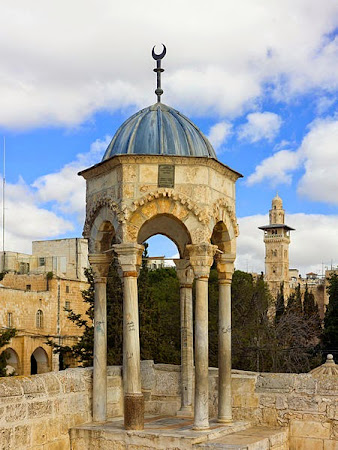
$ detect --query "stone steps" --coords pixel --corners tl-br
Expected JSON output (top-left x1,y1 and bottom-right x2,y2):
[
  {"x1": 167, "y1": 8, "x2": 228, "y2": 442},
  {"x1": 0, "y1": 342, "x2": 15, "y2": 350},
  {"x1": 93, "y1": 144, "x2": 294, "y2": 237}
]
[{"x1": 195, "y1": 426, "x2": 288, "y2": 450}]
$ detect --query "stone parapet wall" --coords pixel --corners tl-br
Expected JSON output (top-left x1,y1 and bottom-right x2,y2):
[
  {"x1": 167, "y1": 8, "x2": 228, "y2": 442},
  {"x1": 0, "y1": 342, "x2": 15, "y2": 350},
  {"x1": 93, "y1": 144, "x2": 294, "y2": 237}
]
[
  {"x1": 0, "y1": 362, "x2": 336, "y2": 449},
  {"x1": 0, "y1": 366, "x2": 122, "y2": 450}
]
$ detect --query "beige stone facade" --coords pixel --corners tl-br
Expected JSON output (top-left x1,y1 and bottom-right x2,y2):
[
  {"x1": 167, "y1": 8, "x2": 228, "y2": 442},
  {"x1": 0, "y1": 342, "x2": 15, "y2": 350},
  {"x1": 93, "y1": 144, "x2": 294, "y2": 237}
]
[{"x1": 0, "y1": 239, "x2": 89, "y2": 376}]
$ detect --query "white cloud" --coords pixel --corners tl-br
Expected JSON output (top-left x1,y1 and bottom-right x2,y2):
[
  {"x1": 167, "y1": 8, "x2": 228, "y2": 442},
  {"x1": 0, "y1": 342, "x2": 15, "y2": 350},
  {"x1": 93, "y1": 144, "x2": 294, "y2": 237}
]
[
  {"x1": 238, "y1": 112, "x2": 282, "y2": 143},
  {"x1": 247, "y1": 117, "x2": 338, "y2": 204},
  {"x1": 246, "y1": 149, "x2": 301, "y2": 186},
  {"x1": 32, "y1": 136, "x2": 111, "y2": 221},
  {"x1": 297, "y1": 118, "x2": 338, "y2": 204},
  {"x1": 0, "y1": 1, "x2": 337, "y2": 128},
  {"x1": 236, "y1": 213, "x2": 338, "y2": 276},
  {"x1": 0, "y1": 178, "x2": 73, "y2": 254},
  {"x1": 207, "y1": 121, "x2": 232, "y2": 151},
  {"x1": 0, "y1": 136, "x2": 110, "y2": 254}
]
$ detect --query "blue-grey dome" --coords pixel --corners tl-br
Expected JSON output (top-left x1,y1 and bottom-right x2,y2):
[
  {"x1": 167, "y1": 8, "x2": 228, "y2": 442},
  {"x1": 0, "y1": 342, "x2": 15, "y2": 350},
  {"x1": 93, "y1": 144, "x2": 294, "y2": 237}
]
[{"x1": 102, "y1": 103, "x2": 217, "y2": 160}]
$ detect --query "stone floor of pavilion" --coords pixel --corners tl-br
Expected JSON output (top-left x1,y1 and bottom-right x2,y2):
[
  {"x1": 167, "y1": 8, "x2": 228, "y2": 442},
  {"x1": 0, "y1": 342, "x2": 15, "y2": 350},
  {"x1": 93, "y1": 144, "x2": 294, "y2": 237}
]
[{"x1": 70, "y1": 415, "x2": 288, "y2": 449}]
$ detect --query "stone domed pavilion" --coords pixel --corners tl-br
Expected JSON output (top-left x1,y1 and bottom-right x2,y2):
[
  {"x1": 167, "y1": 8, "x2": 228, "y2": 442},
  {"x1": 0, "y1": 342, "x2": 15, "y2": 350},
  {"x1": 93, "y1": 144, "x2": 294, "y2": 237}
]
[{"x1": 79, "y1": 46, "x2": 242, "y2": 432}]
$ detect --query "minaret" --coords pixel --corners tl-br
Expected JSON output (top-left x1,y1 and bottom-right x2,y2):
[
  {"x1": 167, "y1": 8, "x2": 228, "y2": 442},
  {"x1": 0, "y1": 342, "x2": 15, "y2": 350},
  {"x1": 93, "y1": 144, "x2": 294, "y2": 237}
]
[{"x1": 259, "y1": 194, "x2": 295, "y2": 299}]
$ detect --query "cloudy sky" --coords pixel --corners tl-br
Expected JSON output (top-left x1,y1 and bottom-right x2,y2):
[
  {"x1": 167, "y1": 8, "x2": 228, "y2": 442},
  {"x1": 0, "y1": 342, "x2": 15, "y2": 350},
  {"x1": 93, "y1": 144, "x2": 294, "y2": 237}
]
[{"x1": 0, "y1": 0, "x2": 337, "y2": 276}]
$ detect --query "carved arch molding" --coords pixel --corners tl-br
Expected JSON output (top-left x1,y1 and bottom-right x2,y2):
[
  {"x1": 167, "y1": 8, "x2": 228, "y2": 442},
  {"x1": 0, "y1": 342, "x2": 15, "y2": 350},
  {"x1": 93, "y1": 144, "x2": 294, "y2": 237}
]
[{"x1": 83, "y1": 189, "x2": 238, "y2": 240}]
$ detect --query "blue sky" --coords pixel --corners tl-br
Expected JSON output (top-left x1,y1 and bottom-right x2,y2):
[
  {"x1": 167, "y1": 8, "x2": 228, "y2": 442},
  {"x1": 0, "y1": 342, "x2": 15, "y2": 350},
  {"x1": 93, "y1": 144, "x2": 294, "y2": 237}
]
[{"x1": 0, "y1": 1, "x2": 337, "y2": 276}]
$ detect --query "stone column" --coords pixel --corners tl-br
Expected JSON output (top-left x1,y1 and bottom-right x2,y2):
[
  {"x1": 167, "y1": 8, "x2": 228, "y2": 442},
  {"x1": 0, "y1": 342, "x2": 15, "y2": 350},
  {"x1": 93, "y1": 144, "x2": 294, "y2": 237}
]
[
  {"x1": 113, "y1": 242, "x2": 144, "y2": 431},
  {"x1": 187, "y1": 243, "x2": 217, "y2": 430},
  {"x1": 88, "y1": 253, "x2": 112, "y2": 423},
  {"x1": 174, "y1": 259, "x2": 194, "y2": 416},
  {"x1": 216, "y1": 253, "x2": 235, "y2": 423}
]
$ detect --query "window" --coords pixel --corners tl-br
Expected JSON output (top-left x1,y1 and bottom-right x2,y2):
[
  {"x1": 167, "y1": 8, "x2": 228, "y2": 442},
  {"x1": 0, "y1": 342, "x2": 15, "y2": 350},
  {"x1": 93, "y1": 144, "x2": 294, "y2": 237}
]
[
  {"x1": 65, "y1": 285, "x2": 70, "y2": 293},
  {"x1": 65, "y1": 301, "x2": 70, "y2": 310},
  {"x1": 36, "y1": 310, "x2": 43, "y2": 328},
  {"x1": 26, "y1": 284, "x2": 31, "y2": 291},
  {"x1": 39, "y1": 257, "x2": 46, "y2": 267},
  {"x1": 7, "y1": 312, "x2": 12, "y2": 327}
]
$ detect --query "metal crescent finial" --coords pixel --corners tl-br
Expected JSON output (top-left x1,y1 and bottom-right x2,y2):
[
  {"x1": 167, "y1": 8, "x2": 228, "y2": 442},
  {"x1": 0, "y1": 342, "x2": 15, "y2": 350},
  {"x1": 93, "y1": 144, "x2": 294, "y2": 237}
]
[
  {"x1": 152, "y1": 44, "x2": 166, "y2": 102},
  {"x1": 152, "y1": 44, "x2": 166, "y2": 61}
]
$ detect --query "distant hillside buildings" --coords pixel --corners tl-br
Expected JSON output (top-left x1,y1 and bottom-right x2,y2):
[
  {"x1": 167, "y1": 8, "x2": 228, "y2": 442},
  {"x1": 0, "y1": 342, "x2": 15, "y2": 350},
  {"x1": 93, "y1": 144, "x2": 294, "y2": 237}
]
[{"x1": 0, "y1": 238, "x2": 89, "y2": 375}]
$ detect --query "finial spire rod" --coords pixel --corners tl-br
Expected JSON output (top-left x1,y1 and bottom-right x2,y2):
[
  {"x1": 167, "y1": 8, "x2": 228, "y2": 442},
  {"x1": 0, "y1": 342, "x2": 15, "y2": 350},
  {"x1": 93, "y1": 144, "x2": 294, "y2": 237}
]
[{"x1": 152, "y1": 44, "x2": 166, "y2": 103}]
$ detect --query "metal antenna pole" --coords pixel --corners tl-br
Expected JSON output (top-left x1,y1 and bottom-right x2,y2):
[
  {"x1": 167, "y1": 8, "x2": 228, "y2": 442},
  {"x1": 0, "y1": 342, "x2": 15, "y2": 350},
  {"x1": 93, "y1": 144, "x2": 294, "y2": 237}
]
[{"x1": 2, "y1": 137, "x2": 5, "y2": 272}]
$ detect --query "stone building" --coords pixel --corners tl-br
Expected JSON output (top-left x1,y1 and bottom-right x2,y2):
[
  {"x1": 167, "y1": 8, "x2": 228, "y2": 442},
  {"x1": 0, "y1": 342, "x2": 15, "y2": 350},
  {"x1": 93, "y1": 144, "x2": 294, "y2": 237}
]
[
  {"x1": 0, "y1": 238, "x2": 89, "y2": 375},
  {"x1": 259, "y1": 194, "x2": 294, "y2": 299}
]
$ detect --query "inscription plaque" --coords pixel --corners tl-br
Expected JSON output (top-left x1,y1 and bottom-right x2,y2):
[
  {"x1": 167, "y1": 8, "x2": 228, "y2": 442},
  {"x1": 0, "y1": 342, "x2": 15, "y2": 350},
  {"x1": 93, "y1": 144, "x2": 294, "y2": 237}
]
[{"x1": 158, "y1": 165, "x2": 175, "y2": 188}]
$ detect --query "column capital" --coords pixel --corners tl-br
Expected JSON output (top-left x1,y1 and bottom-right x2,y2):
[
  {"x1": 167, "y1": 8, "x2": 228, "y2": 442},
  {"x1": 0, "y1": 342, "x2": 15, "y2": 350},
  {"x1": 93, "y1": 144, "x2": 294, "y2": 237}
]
[
  {"x1": 88, "y1": 253, "x2": 113, "y2": 282},
  {"x1": 174, "y1": 259, "x2": 194, "y2": 286},
  {"x1": 113, "y1": 243, "x2": 144, "y2": 274},
  {"x1": 186, "y1": 243, "x2": 218, "y2": 279},
  {"x1": 216, "y1": 252, "x2": 236, "y2": 283}
]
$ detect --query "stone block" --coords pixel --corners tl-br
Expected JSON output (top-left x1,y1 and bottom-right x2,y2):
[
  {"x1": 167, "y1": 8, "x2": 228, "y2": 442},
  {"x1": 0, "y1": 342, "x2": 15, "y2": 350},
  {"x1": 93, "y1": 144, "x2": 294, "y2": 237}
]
[
  {"x1": 260, "y1": 394, "x2": 276, "y2": 407},
  {"x1": 317, "y1": 378, "x2": 338, "y2": 395},
  {"x1": 21, "y1": 376, "x2": 46, "y2": 398},
  {"x1": 262, "y1": 407, "x2": 278, "y2": 426},
  {"x1": 290, "y1": 437, "x2": 324, "y2": 449},
  {"x1": 28, "y1": 400, "x2": 52, "y2": 418},
  {"x1": 290, "y1": 420, "x2": 331, "y2": 439},
  {"x1": 140, "y1": 201, "x2": 158, "y2": 219},
  {"x1": 156, "y1": 198, "x2": 172, "y2": 214},
  {"x1": 5, "y1": 402, "x2": 27, "y2": 422},
  {"x1": 288, "y1": 395, "x2": 319, "y2": 412},
  {"x1": 170, "y1": 202, "x2": 189, "y2": 221},
  {"x1": 275, "y1": 395, "x2": 288, "y2": 410},
  {"x1": 294, "y1": 375, "x2": 317, "y2": 394},
  {"x1": 13, "y1": 424, "x2": 30, "y2": 447},
  {"x1": 43, "y1": 437, "x2": 70, "y2": 450},
  {"x1": 43, "y1": 374, "x2": 62, "y2": 396},
  {"x1": 256, "y1": 374, "x2": 295, "y2": 393},
  {"x1": 139, "y1": 165, "x2": 157, "y2": 184},
  {"x1": 0, "y1": 428, "x2": 12, "y2": 449},
  {"x1": 324, "y1": 440, "x2": 338, "y2": 450},
  {"x1": 0, "y1": 378, "x2": 23, "y2": 398}
]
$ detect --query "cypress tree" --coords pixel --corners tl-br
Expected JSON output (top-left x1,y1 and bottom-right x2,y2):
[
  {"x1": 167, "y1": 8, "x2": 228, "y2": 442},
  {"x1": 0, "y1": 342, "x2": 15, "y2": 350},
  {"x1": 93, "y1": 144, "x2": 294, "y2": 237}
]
[
  {"x1": 323, "y1": 274, "x2": 338, "y2": 359},
  {"x1": 275, "y1": 283, "x2": 285, "y2": 324}
]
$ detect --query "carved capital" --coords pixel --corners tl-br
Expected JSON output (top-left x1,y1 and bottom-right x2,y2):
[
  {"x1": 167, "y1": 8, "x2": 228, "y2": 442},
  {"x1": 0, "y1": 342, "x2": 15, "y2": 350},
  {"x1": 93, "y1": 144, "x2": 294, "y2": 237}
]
[
  {"x1": 174, "y1": 259, "x2": 194, "y2": 286},
  {"x1": 88, "y1": 253, "x2": 113, "y2": 282},
  {"x1": 216, "y1": 252, "x2": 235, "y2": 282},
  {"x1": 186, "y1": 243, "x2": 218, "y2": 279},
  {"x1": 113, "y1": 243, "x2": 144, "y2": 274}
]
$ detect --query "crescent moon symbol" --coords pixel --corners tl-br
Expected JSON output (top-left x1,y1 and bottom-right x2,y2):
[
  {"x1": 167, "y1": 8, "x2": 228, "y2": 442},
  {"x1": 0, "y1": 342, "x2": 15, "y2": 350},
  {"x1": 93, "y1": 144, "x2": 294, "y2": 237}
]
[{"x1": 152, "y1": 44, "x2": 166, "y2": 60}]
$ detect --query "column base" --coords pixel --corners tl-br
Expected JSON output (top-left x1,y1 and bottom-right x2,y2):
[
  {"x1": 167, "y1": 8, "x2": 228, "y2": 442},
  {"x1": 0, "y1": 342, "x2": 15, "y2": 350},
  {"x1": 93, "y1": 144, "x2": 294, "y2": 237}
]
[
  {"x1": 124, "y1": 393, "x2": 144, "y2": 430},
  {"x1": 217, "y1": 416, "x2": 233, "y2": 424},
  {"x1": 192, "y1": 424, "x2": 210, "y2": 431},
  {"x1": 177, "y1": 405, "x2": 193, "y2": 417}
]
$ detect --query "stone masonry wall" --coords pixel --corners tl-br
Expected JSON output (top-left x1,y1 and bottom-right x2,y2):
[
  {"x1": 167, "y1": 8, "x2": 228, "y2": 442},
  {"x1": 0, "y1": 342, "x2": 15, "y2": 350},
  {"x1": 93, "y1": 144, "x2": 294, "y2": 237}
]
[
  {"x1": 0, "y1": 366, "x2": 122, "y2": 450},
  {"x1": 0, "y1": 362, "x2": 337, "y2": 449}
]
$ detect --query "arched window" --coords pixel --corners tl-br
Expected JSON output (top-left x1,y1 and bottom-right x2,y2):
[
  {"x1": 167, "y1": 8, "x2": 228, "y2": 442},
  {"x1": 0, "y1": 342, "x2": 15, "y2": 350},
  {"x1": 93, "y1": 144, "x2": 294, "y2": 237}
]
[{"x1": 36, "y1": 310, "x2": 43, "y2": 328}]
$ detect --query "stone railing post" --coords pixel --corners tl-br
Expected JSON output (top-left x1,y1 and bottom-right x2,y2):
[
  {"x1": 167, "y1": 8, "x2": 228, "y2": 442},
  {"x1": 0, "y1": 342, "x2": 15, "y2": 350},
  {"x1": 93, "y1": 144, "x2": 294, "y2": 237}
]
[
  {"x1": 88, "y1": 253, "x2": 112, "y2": 423},
  {"x1": 216, "y1": 252, "x2": 235, "y2": 423},
  {"x1": 174, "y1": 259, "x2": 194, "y2": 416},
  {"x1": 113, "y1": 242, "x2": 144, "y2": 430},
  {"x1": 186, "y1": 243, "x2": 217, "y2": 430}
]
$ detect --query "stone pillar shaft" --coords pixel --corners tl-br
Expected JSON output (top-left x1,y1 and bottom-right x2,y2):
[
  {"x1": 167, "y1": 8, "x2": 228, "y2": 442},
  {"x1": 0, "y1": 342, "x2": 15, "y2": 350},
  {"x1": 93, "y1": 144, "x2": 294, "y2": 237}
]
[
  {"x1": 180, "y1": 284, "x2": 194, "y2": 411},
  {"x1": 175, "y1": 259, "x2": 194, "y2": 415},
  {"x1": 113, "y1": 243, "x2": 144, "y2": 431},
  {"x1": 88, "y1": 253, "x2": 112, "y2": 423},
  {"x1": 216, "y1": 254, "x2": 235, "y2": 423},
  {"x1": 194, "y1": 276, "x2": 209, "y2": 428},
  {"x1": 187, "y1": 243, "x2": 217, "y2": 431}
]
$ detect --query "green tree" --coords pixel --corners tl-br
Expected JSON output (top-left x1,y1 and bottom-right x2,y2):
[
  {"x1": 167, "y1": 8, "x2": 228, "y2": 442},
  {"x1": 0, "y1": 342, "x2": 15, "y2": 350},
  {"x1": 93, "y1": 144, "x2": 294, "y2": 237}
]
[
  {"x1": 287, "y1": 284, "x2": 302, "y2": 314},
  {"x1": 0, "y1": 328, "x2": 17, "y2": 376},
  {"x1": 275, "y1": 283, "x2": 285, "y2": 324},
  {"x1": 322, "y1": 274, "x2": 338, "y2": 360}
]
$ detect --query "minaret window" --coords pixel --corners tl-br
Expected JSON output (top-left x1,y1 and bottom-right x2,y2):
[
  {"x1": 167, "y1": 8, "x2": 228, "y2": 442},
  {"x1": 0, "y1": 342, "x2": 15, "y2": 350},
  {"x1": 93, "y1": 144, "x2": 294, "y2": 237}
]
[{"x1": 36, "y1": 310, "x2": 43, "y2": 328}]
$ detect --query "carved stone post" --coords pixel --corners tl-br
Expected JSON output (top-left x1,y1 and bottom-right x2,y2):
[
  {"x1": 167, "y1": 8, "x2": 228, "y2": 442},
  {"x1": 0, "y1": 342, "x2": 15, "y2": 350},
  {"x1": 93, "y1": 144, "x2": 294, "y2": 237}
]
[
  {"x1": 174, "y1": 259, "x2": 194, "y2": 416},
  {"x1": 113, "y1": 242, "x2": 144, "y2": 430},
  {"x1": 216, "y1": 253, "x2": 235, "y2": 423},
  {"x1": 187, "y1": 243, "x2": 217, "y2": 430},
  {"x1": 88, "y1": 253, "x2": 112, "y2": 423}
]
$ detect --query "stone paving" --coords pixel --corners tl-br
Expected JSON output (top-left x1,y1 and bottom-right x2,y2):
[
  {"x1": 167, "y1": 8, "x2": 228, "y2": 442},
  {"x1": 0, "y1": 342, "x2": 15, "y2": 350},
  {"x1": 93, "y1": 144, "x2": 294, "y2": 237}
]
[{"x1": 70, "y1": 415, "x2": 288, "y2": 449}]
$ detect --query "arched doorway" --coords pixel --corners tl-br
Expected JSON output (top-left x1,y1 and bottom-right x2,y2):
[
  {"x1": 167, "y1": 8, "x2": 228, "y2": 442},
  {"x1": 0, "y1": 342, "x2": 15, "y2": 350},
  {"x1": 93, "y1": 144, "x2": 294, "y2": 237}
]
[
  {"x1": 2, "y1": 348, "x2": 20, "y2": 375},
  {"x1": 31, "y1": 347, "x2": 49, "y2": 374}
]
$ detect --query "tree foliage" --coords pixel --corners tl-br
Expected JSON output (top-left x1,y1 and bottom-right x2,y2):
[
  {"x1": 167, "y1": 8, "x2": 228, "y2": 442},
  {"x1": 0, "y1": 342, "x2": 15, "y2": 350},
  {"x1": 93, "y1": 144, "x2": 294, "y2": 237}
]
[{"x1": 322, "y1": 274, "x2": 338, "y2": 360}]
